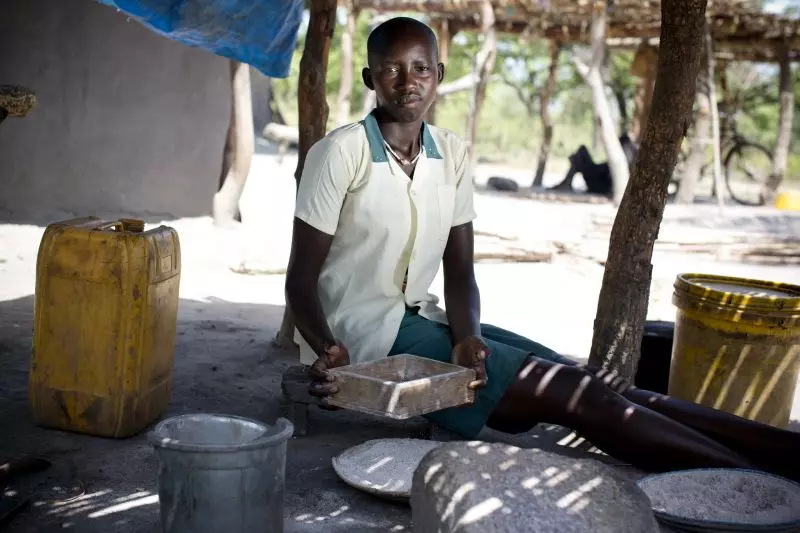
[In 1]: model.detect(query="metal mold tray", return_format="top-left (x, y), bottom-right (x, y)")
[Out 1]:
top-left (327, 354), bottom-right (476, 419)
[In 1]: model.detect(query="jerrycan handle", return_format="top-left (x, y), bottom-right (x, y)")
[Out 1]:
top-left (94, 219), bottom-right (145, 233)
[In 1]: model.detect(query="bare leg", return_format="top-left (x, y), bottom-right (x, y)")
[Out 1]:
top-left (488, 357), bottom-right (759, 475)
top-left (578, 365), bottom-right (800, 478)
top-left (551, 146), bottom-right (592, 191)
top-left (621, 387), bottom-right (800, 479)
top-left (551, 164), bottom-right (578, 191)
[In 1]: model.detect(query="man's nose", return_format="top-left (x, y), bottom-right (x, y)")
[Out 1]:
top-left (395, 68), bottom-right (419, 90)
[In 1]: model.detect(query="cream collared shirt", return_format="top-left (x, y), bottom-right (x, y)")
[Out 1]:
top-left (293, 112), bottom-right (477, 365)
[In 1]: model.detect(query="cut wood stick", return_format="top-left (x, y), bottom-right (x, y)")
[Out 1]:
top-left (474, 230), bottom-right (517, 241)
top-left (474, 251), bottom-right (552, 262)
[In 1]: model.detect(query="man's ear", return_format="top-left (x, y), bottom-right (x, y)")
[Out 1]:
top-left (437, 63), bottom-right (445, 83)
top-left (362, 67), bottom-right (374, 90)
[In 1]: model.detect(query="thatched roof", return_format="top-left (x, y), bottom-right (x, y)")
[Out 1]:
top-left (352, 0), bottom-right (800, 62)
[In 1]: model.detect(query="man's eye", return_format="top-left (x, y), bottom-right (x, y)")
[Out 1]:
top-left (417, 66), bottom-right (430, 71)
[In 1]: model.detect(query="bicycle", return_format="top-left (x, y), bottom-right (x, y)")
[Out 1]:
top-left (671, 110), bottom-right (773, 206)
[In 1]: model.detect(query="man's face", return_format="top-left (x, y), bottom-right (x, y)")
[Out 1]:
top-left (363, 32), bottom-right (444, 123)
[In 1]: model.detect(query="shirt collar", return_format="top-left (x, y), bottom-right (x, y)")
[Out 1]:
top-left (362, 110), bottom-right (443, 163)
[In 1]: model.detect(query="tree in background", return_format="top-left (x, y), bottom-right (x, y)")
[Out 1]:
top-left (573, 4), bottom-right (630, 206)
top-left (213, 60), bottom-right (254, 227)
top-left (609, 52), bottom-right (636, 134)
top-left (276, 0), bottom-right (338, 348)
top-left (589, 0), bottom-right (709, 377)
top-left (269, 7), bottom-right (797, 187)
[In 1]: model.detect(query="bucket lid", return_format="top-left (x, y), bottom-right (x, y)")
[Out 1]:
top-left (674, 274), bottom-right (800, 313)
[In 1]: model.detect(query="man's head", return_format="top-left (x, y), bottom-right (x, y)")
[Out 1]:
top-left (362, 17), bottom-right (444, 123)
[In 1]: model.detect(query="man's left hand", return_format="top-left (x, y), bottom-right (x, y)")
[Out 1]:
top-left (452, 336), bottom-right (490, 390)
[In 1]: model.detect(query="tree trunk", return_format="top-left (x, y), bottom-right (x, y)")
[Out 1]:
top-left (573, 4), bottom-right (630, 206)
top-left (213, 60), bottom-right (255, 227)
top-left (275, 0), bottom-right (337, 349)
top-left (630, 43), bottom-right (658, 143)
top-left (251, 68), bottom-right (273, 134)
top-left (360, 16), bottom-right (383, 119)
top-left (362, 90), bottom-right (376, 116)
top-left (630, 73), bottom-right (656, 143)
top-left (593, 48), bottom-right (612, 150)
top-left (465, 0), bottom-right (496, 170)
top-left (438, 73), bottom-right (491, 96)
top-left (761, 44), bottom-right (794, 205)
top-left (336, 3), bottom-right (358, 127)
top-left (588, 0), bottom-right (708, 378)
top-left (427, 19), bottom-right (453, 125)
top-left (705, 24), bottom-right (725, 210)
top-left (532, 41), bottom-right (560, 188)
top-left (614, 88), bottom-right (629, 134)
top-left (293, 0), bottom-right (337, 184)
top-left (676, 45), bottom-right (710, 205)
top-left (716, 59), bottom-right (729, 106)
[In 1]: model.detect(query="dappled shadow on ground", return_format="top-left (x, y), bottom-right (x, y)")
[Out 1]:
top-left (2, 289), bottom-right (797, 531)
top-left (412, 442), bottom-right (658, 533)
top-left (0, 295), bottom-right (421, 532)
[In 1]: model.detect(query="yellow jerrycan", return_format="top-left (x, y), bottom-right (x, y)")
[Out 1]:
top-left (30, 217), bottom-right (181, 438)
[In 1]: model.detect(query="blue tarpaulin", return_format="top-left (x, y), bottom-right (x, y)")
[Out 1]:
top-left (96, 0), bottom-right (304, 78)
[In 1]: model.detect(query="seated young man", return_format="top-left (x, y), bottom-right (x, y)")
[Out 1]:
top-left (285, 16), bottom-right (800, 480)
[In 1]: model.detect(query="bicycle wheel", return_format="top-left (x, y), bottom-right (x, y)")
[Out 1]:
top-left (724, 141), bottom-right (773, 206)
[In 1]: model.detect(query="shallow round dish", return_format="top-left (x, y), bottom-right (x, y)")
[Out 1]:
top-left (332, 438), bottom-right (442, 500)
top-left (636, 468), bottom-right (800, 532)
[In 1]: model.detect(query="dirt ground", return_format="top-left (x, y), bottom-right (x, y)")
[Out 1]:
top-left (1, 147), bottom-right (799, 532)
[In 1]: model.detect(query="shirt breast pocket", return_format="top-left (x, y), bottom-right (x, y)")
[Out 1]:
top-left (436, 184), bottom-right (456, 241)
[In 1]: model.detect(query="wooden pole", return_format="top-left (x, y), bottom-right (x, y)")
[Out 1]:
top-left (629, 42), bottom-right (658, 143)
top-left (362, 90), bottom-right (377, 116)
top-left (705, 22), bottom-right (726, 211)
top-left (294, 0), bottom-right (337, 184)
top-left (427, 19), bottom-right (453, 125)
top-left (213, 60), bottom-right (254, 227)
top-left (593, 48), bottom-right (611, 150)
top-left (336, 2), bottom-right (359, 127)
top-left (275, 0), bottom-right (338, 348)
top-left (572, 2), bottom-right (630, 206)
top-left (761, 43), bottom-right (794, 205)
top-left (588, 0), bottom-right (708, 377)
top-left (361, 15), bottom-right (383, 118)
top-left (532, 41), bottom-right (560, 189)
top-left (465, 0), bottom-right (496, 170)
top-left (676, 43), bottom-right (711, 205)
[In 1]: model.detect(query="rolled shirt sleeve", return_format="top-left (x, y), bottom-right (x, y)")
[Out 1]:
top-left (294, 140), bottom-right (353, 235)
top-left (451, 140), bottom-right (478, 227)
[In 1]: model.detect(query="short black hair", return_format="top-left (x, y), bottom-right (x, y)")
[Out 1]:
top-left (366, 17), bottom-right (438, 64)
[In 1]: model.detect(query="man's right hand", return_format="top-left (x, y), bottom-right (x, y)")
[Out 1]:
top-left (308, 343), bottom-right (351, 405)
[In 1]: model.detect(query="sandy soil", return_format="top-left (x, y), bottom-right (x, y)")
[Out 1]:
top-left (1, 147), bottom-right (798, 532)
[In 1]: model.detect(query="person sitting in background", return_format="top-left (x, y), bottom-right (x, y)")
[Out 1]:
top-left (284, 16), bottom-right (800, 481)
top-left (550, 132), bottom-right (638, 197)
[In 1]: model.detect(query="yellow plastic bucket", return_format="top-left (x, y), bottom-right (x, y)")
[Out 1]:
top-left (669, 274), bottom-right (800, 428)
top-left (775, 190), bottom-right (800, 211)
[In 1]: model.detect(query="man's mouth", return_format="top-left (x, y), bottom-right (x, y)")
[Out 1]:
top-left (396, 94), bottom-right (422, 106)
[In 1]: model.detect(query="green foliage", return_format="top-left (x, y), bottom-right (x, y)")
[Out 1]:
top-left (272, 8), bottom-right (373, 126)
top-left (272, 9), bottom-right (797, 179)
top-left (324, 10), bottom-right (372, 112)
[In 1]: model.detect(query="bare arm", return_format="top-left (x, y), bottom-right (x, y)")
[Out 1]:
top-left (442, 221), bottom-right (481, 344)
top-left (285, 217), bottom-right (337, 356)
